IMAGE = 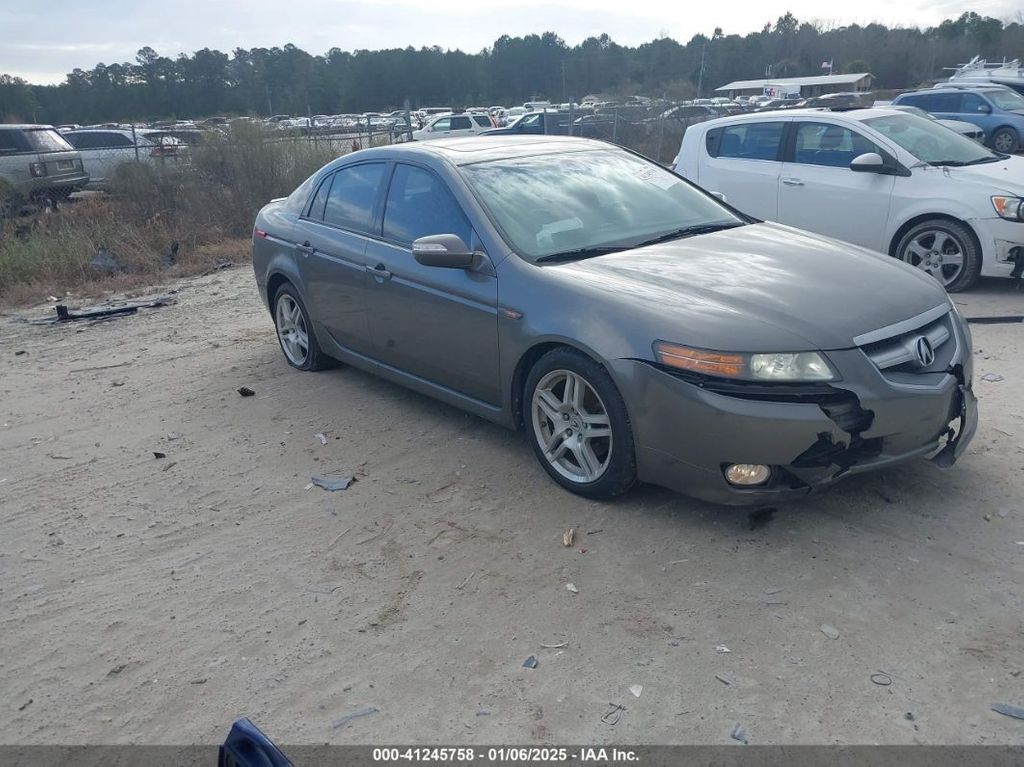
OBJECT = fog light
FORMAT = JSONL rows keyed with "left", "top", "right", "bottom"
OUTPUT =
{"left": 724, "top": 464, "right": 771, "bottom": 486}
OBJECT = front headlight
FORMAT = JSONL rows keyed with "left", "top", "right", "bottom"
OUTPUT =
{"left": 653, "top": 342, "right": 835, "bottom": 382}
{"left": 991, "top": 196, "right": 1024, "bottom": 221}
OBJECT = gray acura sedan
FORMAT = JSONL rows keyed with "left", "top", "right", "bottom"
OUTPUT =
{"left": 252, "top": 136, "right": 977, "bottom": 504}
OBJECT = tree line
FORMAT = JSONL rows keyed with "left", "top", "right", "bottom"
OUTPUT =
{"left": 1, "top": 11, "right": 1022, "bottom": 124}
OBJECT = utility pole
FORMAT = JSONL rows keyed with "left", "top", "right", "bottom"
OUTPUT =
{"left": 265, "top": 85, "right": 272, "bottom": 116}
{"left": 697, "top": 43, "right": 707, "bottom": 98}
{"left": 561, "top": 60, "right": 567, "bottom": 103}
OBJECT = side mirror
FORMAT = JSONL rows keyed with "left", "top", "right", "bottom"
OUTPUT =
{"left": 977, "top": 104, "right": 992, "bottom": 114}
{"left": 710, "top": 190, "right": 728, "bottom": 203}
{"left": 850, "top": 152, "right": 886, "bottom": 173}
{"left": 412, "top": 234, "right": 476, "bottom": 268}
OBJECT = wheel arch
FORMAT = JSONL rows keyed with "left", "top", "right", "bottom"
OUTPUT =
{"left": 509, "top": 339, "right": 607, "bottom": 430}
{"left": 888, "top": 213, "right": 982, "bottom": 262}
{"left": 266, "top": 271, "right": 293, "bottom": 309}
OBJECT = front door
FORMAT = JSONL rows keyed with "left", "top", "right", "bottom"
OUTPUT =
{"left": 777, "top": 121, "right": 894, "bottom": 252}
{"left": 363, "top": 163, "right": 500, "bottom": 404}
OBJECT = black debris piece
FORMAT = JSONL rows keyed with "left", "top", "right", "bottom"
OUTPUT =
{"left": 730, "top": 724, "right": 748, "bottom": 744}
{"left": 26, "top": 296, "right": 174, "bottom": 326}
{"left": 522, "top": 655, "right": 538, "bottom": 669}
{"left": 237, "top": 387, "right": 256, "bottom": 397}
{"left": 15, "top": 350, "right": 26, "bottom": 356}
{"left": 153, "top": 452, "right": 166, "bottom": 459}
{"left": 601, "top": 703, "right": 626, "bottom": 726}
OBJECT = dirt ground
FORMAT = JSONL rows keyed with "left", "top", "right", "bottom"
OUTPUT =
{"left": 1, "top": 266, "right": 1022, "bottom": 747}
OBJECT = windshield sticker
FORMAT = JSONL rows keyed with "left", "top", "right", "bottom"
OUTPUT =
{"left": 635, "top": 166, "right": 680, "bottom": 190}
{"left": 536, "top": 217, "right": 584, "bottom": 248}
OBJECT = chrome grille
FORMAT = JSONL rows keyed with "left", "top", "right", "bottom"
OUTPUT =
{"left": 856, "top": 306, "right": 958, "bottom": 386}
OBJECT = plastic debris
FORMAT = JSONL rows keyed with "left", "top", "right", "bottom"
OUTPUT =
{"left": 601, "top": 703, "right": 626, "bottom": 726}
{"left": 539, "top": 641, "right": 568, "bottom": 649}
{"left": 522, "top": 655, "right": 538, "bottom": 669}
{"left": 315, "top": 433, "right": 328, "bottom": 445}
{"left": 991, "top": 703, "right": 1024, "bottom": 720}
{"left": 566, "top": 583, "right": 579, "bottom": 594}
{"left": 716, "top": 644, "right": 731, "bottom": 654}
{"left": 562, "top": 528, "right": 575, "bottom": 547}
{"left": 14, "top": 350, "right": 26, "bottom": 356}
{"left": 89, "top": 247, "right": 125, "bottom": 273}
{"left": 763, "top": 586, "right": 784, "bottom": 595}
{"left": 237, "top": 386, "right": 255, "bottom": 397}
{"left": 331, "top": 706, "right": 379, "bottom": 729}
{"left": 311, "top": 474, "right": 354, "bottom": 491}
{"left": 153, "top": 452, "right": 166, "bottom": 459}
{"left": 981, "top": 373, "right": 1004, "bottom": 383}
{"left": 870, "top": 671, "right": 893, "bottom": 686}
{"left": 629, "top": 684, "right": 643, "bottom": 698}
{"left": 715, "top": 673, "right": 734, "bottom": 686}
{"left": 820, "top": 623, "right": 840, "bottom": 640}
{"left": 730, "top": 724, "right": 748, "bottom": 744}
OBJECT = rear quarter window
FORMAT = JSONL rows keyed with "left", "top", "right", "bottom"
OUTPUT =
{"left": 708, "top": 122, "right": 784, "bottom": 160}
{"left": 0, "top": 129, "right": 28, "bottom": 154}
{"left": 23, "top": 128, "right": 74, "bottom": 153}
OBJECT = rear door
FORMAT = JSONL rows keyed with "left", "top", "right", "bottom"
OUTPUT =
{"left": 777, "top": 120, "right": 894, "bottom": 251}
{"left": 293, "top": 162, "right": 387, "bottom": 356}
{"left": 699, "top": 119, "right": 788, "bottom": 219}
{"left": 448, "top": 115, "right": 475, "bottom": 137}
{"left": 363, "top": 162, "right": 499, "bottom": 404}
{"left": 65, "top": 131, "right": 136, "bottom": 184}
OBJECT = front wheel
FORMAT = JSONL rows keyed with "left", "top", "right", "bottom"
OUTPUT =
{"left": 523, "top": 348, "right": 636, "bottom": 499}
{"left": 990, "top": 127, "right": 1019, "bottom": 155}
{"left": 894, "top": 219, "right": 981, "bottom": 293}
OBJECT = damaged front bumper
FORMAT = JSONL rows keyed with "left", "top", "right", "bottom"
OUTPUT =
{"left": 608, "top": 338, "right": 977, "bottom": 506}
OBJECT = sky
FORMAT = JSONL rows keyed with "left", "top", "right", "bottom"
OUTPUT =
{"left": 2, "top": 0, "right": 1020, "bottom": 85}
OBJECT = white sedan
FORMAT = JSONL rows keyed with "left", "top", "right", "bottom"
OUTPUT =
{"left": 61, "top": 128, "right": 186, "bottom": 187}
{"left": 673, "top": 107, "right": 1024, "bottom": 291}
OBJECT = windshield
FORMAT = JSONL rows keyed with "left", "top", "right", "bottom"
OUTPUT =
{"left": 986, "top": 88, "right": 1024, "bottom": 111}
{"left": 25, "top": 128, "right": 74, "bottom": 153}
{"left": 865, "top": 113, "right": 1000, "bottom": 166}
{"left": 460, "top": 149, "right": 744, "bottom": 262}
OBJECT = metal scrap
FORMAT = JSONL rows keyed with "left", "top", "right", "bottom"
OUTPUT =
{"left": 991, "top": 703, "right": 1024, "bottom": 721}
{"left": 25, "top": 296, "right": 175, "bottom": 326}
{"left": 311, "top": 474, "right": 354, "bottom": 492}
{"left": 331, "top": 706, "right": 379, "bottom": 729}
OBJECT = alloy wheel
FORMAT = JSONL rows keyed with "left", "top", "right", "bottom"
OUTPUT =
{"left": 531, "top": 369, "right": 612, "bottom": 483}
{"left": 993, "top": 131, "right": 1016, "bottom": 153}
{"left": 900, "top": 229, "right": 965, "bottom": 288}
{"left": 275, "top": 294, "right": 309, "bottom": 366}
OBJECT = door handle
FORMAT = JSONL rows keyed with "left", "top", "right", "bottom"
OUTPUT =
{"left": 296, "top": 241, "right": 315, "bottom": 256}
{"left": 366, "top": 263, "right": 393, "bottom": 281}
{"left": 782, "top": 177, "right": 804, "bottom": 186}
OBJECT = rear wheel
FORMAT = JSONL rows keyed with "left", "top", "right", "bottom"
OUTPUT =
{"left": 990, "top": 127, "right": 1019, "bottom": 154}
{"left": 524, "top": 348, "right": 636, "bottom": 499}
{"left": 895, "top": 219, "right": 981, "bottom": 293}
{"left": 272, "top": 283, "right": 332, "bottom": 371}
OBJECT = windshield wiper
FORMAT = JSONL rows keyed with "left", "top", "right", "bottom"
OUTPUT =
{"left": 535, "top": 246, "right": 626, "bottom": 264}
{"left": 632, "top": 222, "right": 744, "bottom": 249}
{"left": 930, "top": 156, "right": 1003, "bottom": 167}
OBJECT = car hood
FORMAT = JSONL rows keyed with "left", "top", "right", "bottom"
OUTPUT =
{"left": 549, "top": 222, "right": 947, "bottom": 352}
{"left": 935, "top": 154, "right": 1024, "bottom": 194}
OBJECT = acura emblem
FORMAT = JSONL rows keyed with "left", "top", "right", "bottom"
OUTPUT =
{"left": 914, "top": 336, "right": 935, "bottom": 366}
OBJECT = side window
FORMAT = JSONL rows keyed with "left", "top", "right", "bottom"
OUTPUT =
{"left": 450, "top": 116, "right": 472, "bottom": 130}
{"left": 897, "top": 94, "right": 924, "bottom": 109}
{"left": 305, "top": 174, "right": 333, "bottom": 220}
{"left": 383, "top": 164, "right": 473, "bottom": 247}
{"left": 65, "top": 133, "right": 94, "bottom": 149}
{"left": 0, "top": 130, "right": 25, "bottom": 154}
{"left": 931, "top": 93, "right": 960, "bottom": 112}
{"left": 322, "top": 163, "right": 386, "bottom": 232}
{"left": 793, "top": 122, "right": 879, "bottom": 167}
{"left": 431, "top": 117, "right": 451, "bottom": 132}
{"left": 96, "top": 132, "right": 134, "bottom": 148}
{"left": 473, "top": 115, "right": 491, "bottom": 127}
{"left": 714, "top": 122, "right": 784, "bottom": 160}
{"left": 959, "top": 93, "right": 986, "bottom": 113}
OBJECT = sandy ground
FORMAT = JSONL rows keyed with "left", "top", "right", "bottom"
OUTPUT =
{"left": 0, "top": 267, "right": 1022, "bottom": 747}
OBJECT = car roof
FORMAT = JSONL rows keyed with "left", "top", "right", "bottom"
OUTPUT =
{"left": 347, "top": 136, "right": 610, "bottom": 166}
{"left": 0, "top": 124, "right": 58, "bottom": 131}
{"left": 910, "top": 86, "right": 1003, "bottom": 95}
{"left": 699, "top": 107, "right": 906, "bottom": 126}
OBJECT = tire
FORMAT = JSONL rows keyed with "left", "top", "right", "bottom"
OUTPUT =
{"left": 272, "top": 282, "right": 332, "bottom": 371}
{"left": 523, "top": 347, "right": 636, "bottom": 499}
{"left": 894, "top": 218, "right": 981, "bottom": 293}
{"left": 990, "top": 127, "right": 1019, "bottom": 155}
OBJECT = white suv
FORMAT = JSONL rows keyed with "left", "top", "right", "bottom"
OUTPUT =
{"left": 61, "top": 128, "right": 186, "bottom": 187}
{"left": 673, "top": 108, "right": 1024, "bottom": 291}
{"left": 411, "top": 113, "right": 494, "bottom": 141}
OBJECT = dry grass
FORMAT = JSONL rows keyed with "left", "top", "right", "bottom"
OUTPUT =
{"left": 0, "top": 124, "right": 340, "bottom": 307}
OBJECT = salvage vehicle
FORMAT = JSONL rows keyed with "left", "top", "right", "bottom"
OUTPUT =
{"left": 61, "top": 128, "right": 186, "bottom": 187}
{"left": 411, "top": 113, "right": 494, "bottom": 141}
{"left": 893, "top": 86, "right": 1024, "bottom": 153}
{"left": 252, "top": 136, "right": 976, "bottom": 505}
{"left": 0, "top": 124, "right": 88, "bottom": 201}
{"left": 673, "top": 108, "right": 1024, "bottom": 291}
